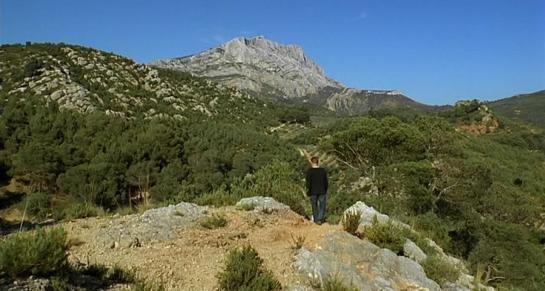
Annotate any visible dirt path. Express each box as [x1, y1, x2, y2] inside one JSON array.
[[64, 207, 340, 290]]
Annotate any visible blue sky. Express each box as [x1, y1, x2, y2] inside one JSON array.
[[1, 0, 544, 105]]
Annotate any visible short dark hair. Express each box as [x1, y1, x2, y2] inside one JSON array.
[[310, 156, 319, 164]]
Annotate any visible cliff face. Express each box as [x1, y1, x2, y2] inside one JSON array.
[[150, 36, 429, 114], [151, 36, 341, 99]]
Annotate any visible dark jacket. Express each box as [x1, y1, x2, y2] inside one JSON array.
[[306, 167, 328, 196]]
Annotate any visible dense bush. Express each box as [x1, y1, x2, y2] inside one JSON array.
[[362, 220, 407, 255], [217, 245, 281, 291], [232, 161, 308, 217], [0, 228, 69, 278], [0, 94, 301, 213], [277, 106, 310, 124], [421, 255, 461, 287], [325, 117, 427, 169], [58, 202, 105, 220], [23, 192, 51, 219]]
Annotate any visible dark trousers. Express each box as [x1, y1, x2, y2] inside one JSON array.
[[310, 193, 327, 223]]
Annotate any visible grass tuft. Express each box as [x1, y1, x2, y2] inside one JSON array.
[[341, 211, 362, 236], [321, 275, 358, 291], [290, 234, 306, 250]]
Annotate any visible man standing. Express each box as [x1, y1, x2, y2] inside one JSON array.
[[305, 156, 328, 225]]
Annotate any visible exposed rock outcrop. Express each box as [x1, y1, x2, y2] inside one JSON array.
[[151, 36, 341, 99], [293, 231, 441, 291], [340, 201, 494, 291], [150, 36, 429, 114], [236, 196, 290, 211], [0, 44, 260, 121], [95, 202, 207, 248], [455, 100, 500, 134]]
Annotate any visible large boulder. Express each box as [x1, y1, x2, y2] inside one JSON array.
[[236, 196, 290, 211], [343, 201, 409, 229], [96, 202, 207, 248], [403, 239, 427, 263], [293, 231, 441, 291]]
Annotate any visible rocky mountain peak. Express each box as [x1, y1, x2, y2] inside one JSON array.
[[150, 36, 429, 114], [151, 36, 340, 99], [220, 36, 309, 68]]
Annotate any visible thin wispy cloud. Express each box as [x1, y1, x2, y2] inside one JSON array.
[[346, 11, 368, 23], [357, 12, 368, 20]]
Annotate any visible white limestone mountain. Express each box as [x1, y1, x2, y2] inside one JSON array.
[[150, 36, 429, 114]]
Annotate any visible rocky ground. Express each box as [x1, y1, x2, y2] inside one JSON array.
[[63, 197, 338, 290], [1, 196, 494, 290]]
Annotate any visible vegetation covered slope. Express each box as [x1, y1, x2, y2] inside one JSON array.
[[315, 106, 545, 290], [0, 42, 276, 124], [488, 90, 545, 129], [0, 43, 304, 215], [1, 42, 545, 290]]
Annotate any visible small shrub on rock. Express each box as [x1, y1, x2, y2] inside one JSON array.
[[217, 245, 281, 291], [0, 227, 69, 278], [341, 211, 362, 236], [362, 219, 406, 254], [237, 203, 256, 211], [199, 214, 228, 229], [322, 275, 358, 291], [421, 254, 461, 286]]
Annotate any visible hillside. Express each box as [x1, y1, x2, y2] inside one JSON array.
[[0, 43, 274, 125], [150, 36, 429, 114], [488, 90, 545, 129], [1, 42, 545, 290]]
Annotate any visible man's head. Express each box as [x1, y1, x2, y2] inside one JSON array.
[[310, 156, 319, 167]]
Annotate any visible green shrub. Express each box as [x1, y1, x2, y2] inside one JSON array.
[[59, 203, 105, 220], [421, 254, 461, 286], [217, 245, 281, 291], [0, 227, 69, 278], [321, 275, 358, 291], [270, 187, 307, 217], [24, 192, 51, 219], [194, 186, 239, 207], [236, 203, 256, 211], [232, 161, 308, 217], [410, 212, 451, 252], [23, 58, 44, 78], [341, 211, 361, 236], [199, 214, 228, 229], [362, 220, 406, 255], [50, 276, 70, 291]]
